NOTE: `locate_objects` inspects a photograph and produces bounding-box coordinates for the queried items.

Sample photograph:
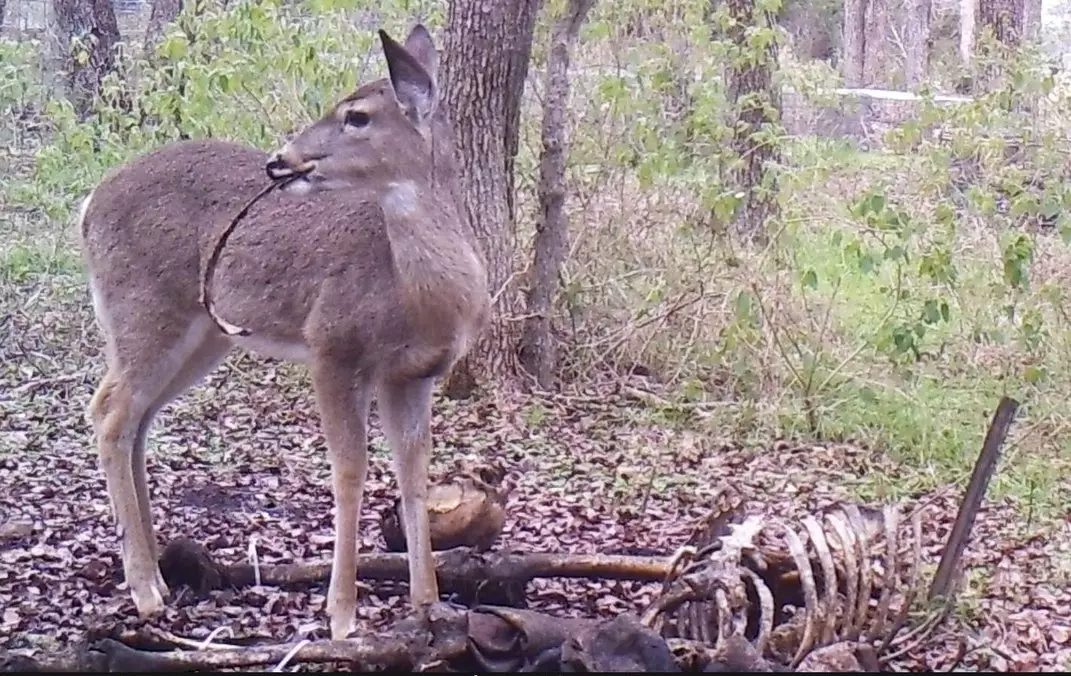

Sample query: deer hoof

[131,578,168,618]
[330,610,357,641]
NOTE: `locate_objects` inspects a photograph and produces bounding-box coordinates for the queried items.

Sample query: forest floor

[1,283,1071,672]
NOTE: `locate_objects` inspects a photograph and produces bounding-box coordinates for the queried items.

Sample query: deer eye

[344,110,370,129]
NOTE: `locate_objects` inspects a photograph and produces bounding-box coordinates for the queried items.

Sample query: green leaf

[1023,365,1046,384]
[734,290,754,321]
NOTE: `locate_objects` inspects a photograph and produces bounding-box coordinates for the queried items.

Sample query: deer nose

[265,147,317,180]
[266,153,294,179]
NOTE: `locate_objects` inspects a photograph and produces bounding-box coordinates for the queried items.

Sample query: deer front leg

[90,372,168,616]
[379,376,438,614]
[311,363,371,640]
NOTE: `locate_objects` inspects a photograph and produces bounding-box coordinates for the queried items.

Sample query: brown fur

[79,25,489,640]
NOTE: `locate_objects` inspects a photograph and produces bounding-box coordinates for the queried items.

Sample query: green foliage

[521,5,1071,512]
[6,0,1071,517]
[11,0,444,220]
[0,38,47,118]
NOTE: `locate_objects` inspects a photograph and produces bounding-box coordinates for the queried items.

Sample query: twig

[7,371,89,397]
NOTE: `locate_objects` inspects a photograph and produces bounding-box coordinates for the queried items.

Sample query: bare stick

[162,540,677,593]
[88,634,418,672]
[928,396,1019,601]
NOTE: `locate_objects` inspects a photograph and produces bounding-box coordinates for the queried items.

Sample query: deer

[76,24,490,640]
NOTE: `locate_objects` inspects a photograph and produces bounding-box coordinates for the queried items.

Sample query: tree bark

[978,0,1024,47]
[144,0,183,55]
[842,0,867,86]
[862,0,890,87]
[0,0,7,33]
[440,0,543,396]
[520,0,595,390]
[782,0,837,61]
[1021,0,1041,41]
[724,0,782,244]
[904,0,932,89]
[959,0,975,64]
[53,0,120,117]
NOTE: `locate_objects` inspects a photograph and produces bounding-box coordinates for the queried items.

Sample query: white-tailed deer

[78,25,489,640]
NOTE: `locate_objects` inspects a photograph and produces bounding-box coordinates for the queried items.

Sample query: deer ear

[379,28,438,124]
[403,24,439,83]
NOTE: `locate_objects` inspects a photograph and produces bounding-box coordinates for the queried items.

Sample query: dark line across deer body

[200,175,300,336]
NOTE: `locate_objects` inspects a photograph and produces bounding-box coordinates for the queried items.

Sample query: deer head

[266,25,441,196]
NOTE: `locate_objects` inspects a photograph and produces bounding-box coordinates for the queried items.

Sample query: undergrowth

[2,0,1071,521]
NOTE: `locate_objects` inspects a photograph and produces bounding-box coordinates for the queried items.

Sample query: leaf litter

[1,287,1071,671]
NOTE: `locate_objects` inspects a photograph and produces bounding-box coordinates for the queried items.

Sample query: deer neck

[379,179,486,304]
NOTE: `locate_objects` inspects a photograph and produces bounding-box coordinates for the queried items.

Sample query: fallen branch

[6,605,698,673]
[88,634,418,672]
[164,538,674,591]
[928,396,1019,601]
[149,489,932,671]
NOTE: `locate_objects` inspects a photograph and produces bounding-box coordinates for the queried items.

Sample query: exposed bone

[693,598,710,646]
[801,515,838,645]
[714,587,733,642]
[879,509,926,659]
[842,503,873,638]
[868,504,900,642]
[740,566,774,654]
[783,525,819,668]
[824,511,858,639]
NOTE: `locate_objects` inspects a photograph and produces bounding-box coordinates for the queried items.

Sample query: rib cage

[641,488,931,668]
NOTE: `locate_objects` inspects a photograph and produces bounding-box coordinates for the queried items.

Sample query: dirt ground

[2,288,1071,671]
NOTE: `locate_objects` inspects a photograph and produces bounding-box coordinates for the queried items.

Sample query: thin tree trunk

[1022,0,1041,41]
[0,0,7,33]
[725,0,781,243]
[904,0,932,89]
[862,0,890,87]
[520,0,596,390]
[144,0,182,55]
[842,0,867,86]
[978,0,1024,47]
[976,0,1027,105]
[782,0,836,60]
[53,0,120,117]
[440,0,543,397]
[960,0,975,64]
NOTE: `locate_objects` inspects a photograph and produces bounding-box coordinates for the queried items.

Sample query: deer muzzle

[266,149,317,180]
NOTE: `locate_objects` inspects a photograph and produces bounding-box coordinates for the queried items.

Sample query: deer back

[80,25,488,379]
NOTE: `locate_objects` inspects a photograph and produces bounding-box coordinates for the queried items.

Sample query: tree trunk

[144,0,183,55]
[842,0,867,86]
[440,0,543,397]
[862,0,890,87]
[53,0,120,117]
[782,0,837,61]
[959,0,975,64]
[1021,0,1041,41]
[904,0,932,89]
[520,0,596,390]
[978,0,1024,47]
[0,0,7,33]
[724,0,782,243]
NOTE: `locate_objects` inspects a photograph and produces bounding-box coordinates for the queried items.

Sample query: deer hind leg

[378,376,438,615]
[135,334,232,581]
[310,360,372,640]
[90,310,230,617]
